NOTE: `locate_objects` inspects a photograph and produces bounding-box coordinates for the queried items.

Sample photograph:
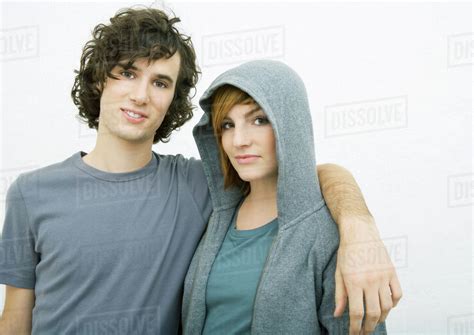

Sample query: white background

[0,1,472,334]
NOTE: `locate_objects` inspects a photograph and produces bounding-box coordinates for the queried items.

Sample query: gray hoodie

[182,60,387,334]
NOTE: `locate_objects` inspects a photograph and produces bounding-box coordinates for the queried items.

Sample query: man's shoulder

[14,153,79,191]
[155,152,202,170]
[154,153,206,188]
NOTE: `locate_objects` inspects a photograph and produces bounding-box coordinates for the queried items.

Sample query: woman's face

[220,103,278,185]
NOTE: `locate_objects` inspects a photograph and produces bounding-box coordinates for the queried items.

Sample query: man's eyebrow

[116,63,175,84]
[117,62,138,70]
[154,74,175,85]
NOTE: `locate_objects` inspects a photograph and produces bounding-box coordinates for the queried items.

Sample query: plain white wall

[0,1,472,334]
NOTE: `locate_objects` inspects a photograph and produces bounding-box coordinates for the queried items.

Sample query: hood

[193,60,324,226]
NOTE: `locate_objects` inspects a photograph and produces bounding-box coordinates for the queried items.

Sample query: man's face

[97,53,181,144]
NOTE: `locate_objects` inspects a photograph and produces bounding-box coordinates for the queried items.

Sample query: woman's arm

[317,163,403,334]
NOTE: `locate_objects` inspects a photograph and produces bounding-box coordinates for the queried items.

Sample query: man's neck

[83,135,154,173]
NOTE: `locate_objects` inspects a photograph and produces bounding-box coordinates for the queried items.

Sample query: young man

[0,7,401,335]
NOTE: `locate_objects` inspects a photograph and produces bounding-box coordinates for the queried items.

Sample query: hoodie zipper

[249,228,281,333]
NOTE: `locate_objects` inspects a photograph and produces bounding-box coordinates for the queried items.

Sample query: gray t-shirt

[0,151,212,334]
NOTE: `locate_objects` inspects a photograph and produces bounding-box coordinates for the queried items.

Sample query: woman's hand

[333,215,403,335]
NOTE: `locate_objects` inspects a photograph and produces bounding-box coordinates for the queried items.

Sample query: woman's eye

[221,121,233,130]
[254,116,269,125]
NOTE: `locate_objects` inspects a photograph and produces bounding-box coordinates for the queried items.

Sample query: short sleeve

[180,156,213,223]
[0,176,39,289]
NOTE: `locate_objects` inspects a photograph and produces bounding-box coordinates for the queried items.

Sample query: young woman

[182,60,387,334]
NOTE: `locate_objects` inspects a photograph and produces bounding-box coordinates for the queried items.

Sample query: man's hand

[316,164,403,334]
[333,215,402,335]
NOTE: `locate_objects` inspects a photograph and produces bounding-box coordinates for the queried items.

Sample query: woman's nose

[232,125,252,147]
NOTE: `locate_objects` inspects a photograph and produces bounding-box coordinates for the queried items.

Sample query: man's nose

[129,80,150,105]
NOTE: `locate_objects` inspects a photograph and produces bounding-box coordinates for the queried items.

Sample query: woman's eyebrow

[222,105,262,121]
[244,106,262,118]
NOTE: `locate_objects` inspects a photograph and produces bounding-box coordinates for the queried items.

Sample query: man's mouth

[121,108,147,119]
[121,108,147,123]
[126,111,142,119]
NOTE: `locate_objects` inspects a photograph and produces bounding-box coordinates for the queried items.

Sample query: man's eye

[154,81,168,88]
[120,71,134,79]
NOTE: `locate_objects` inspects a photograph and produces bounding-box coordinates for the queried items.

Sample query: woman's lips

[235,155,260,164]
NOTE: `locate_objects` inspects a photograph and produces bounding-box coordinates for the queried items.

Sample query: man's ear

[95,81,103,93]
[96,74,109,92]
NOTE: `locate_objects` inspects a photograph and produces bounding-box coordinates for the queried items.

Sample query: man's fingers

[348,289,364,335]
[390,275,403,307]
[379,285,393,323]
[361,289,380,334]
[334,268,348,317]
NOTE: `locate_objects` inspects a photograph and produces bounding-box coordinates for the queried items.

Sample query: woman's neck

[236,176,278,230]
[247,176,278,205]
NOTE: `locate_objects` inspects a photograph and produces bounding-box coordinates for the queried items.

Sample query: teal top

[203,203,278,335]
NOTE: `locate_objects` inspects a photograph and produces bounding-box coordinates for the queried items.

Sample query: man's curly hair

[71,7,200,143]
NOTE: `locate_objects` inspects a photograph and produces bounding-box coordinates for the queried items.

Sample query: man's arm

[317,163,403,335]
[0,286,34,335]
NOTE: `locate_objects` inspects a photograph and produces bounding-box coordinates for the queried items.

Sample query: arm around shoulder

[316,163,371,224]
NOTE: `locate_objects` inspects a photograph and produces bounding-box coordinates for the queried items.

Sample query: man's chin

[116,131,154,145]
[97,126,154,145]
